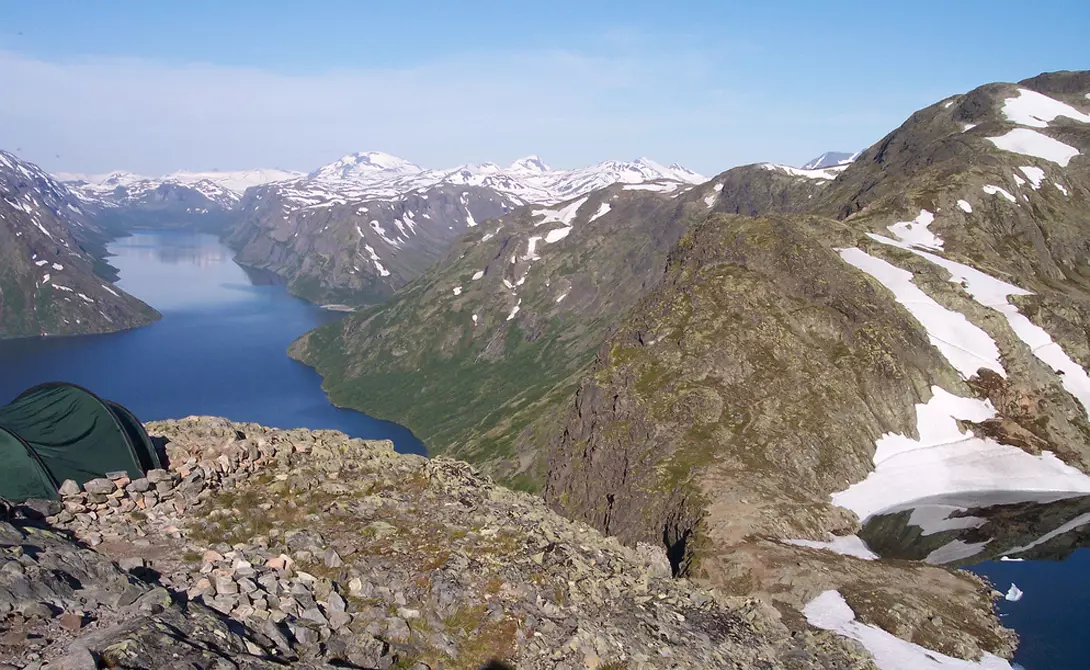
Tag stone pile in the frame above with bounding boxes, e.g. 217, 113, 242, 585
1, 416, 870, 669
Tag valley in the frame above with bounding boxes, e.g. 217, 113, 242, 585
4, 67, 1090, 669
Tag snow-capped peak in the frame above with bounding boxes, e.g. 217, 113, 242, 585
310, 152, 423, 182
801, 151, 859, 170
508, 156, 552, 174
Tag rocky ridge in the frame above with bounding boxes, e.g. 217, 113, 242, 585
0, 417, 879, 669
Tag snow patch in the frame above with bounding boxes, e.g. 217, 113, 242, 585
1018, 166, 1045, 189
452, 286, 462, 296
837, 248, 1004, 379
804, 590, 1013, 669
532, 197, 587, 227
886, 209, 941, 250
869, 234, 1090, 416
982, 184, 1017, 203
523, 236, 542, 261
760, 163, 842, 180
362, 244, 390, 277
506, 298, 521, 321
471, 270, 485, 280
987, 128, 1080, 166
957, 200, 973, 213
962, 123, 977, 132
588, 203, 611, 223
1000, 88, 1090, 128
544, 226, 572, 244
51, 263, 63, 271
831, 385, 1090, 523
101, 284, 119, 297
783, 535, 878, 560
1054, 182, 1069, 196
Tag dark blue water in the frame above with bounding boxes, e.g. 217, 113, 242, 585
862, 494, 1090, 670
0, 230, 425, 455
971, 550, 1090, 670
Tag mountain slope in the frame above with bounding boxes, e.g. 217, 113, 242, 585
0, 151, 160, 338
541, 71, 1090, 654
292, 70, 1090, 660
229, 153, 705, 304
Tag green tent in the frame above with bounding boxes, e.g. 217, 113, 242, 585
0, 382, 161, 501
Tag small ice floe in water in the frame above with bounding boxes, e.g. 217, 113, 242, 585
999, 556, 1025, 562
1004, 583, 1023, 602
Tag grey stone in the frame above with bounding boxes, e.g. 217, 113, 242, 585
82, 478, 116, 495
385, 616, 411, 643
58, 479, 82, 497
127, 478, 151, 493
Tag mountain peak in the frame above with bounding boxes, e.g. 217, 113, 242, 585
508, 155, 552, 174
311, 152, 423, 181
801, 151, 859, 170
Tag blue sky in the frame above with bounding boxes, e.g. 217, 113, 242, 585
1, 1, 1087, 176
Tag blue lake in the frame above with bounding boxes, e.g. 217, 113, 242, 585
0, 230, 426, 455
862, 494, 1090, 670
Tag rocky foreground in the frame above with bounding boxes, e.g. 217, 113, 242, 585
0, 417, 883, 670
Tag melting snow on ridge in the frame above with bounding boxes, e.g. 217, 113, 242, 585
1018, 166, 1045, 189
760, 163, 843, 180
588, 202, 611, 223
886, 209, 941, 250
957, 200, 973, 213
523, 236, 542, 261
782, 535, 878, 560
506, 298, 521, 321
870, 234, 1090, 416
532, 197, 587, 226
987, 128, 1080, 166
832, 385, 1090, 522
544, 227, 572, 244
1000, 88, 1090, 128
704, 183, 724, 208
805, 591, 1013, 669
1055, 182, 1069, 196
837, 248, 1004, 379
982, 185, 1017, 203
362, 244, 390, 277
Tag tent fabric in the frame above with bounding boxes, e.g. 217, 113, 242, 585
0, 382, 158, 501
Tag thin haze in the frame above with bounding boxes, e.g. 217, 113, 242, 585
1, 0, 1087, 177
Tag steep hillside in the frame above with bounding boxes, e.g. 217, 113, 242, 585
228, 183, 523, 305
0, 151, 160, 339
230, 153, 705, 305
289, 183, 713, 480
291, 70, 1090, 661
542, 71, 1090, 652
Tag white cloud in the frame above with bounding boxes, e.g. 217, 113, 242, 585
0, 47, 902, 176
